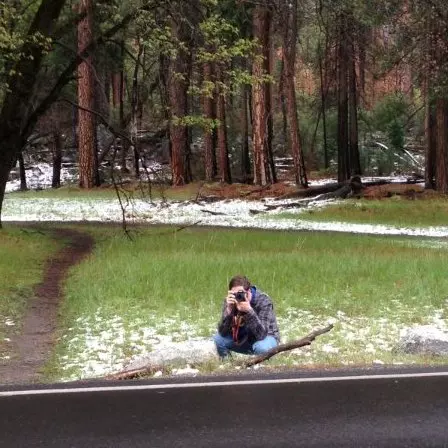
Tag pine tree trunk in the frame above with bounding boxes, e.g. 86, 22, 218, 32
216, 64, 231, 183
266, 25, 276, 184
425, 71, 436, 189
436, 98, 448, 193
252, 5, 271, 186
78, 0, 96, 188
52, 132, 62, 188
348, 37, 361, 175
241, 85, 251, 183
337, 15, 350, 182
319, 48, 329, 170
131, 40, 143, 179
18, 152, 27, 191
202, 62, 216, 181
168, 15, 189, 186
283, 0, 307, 187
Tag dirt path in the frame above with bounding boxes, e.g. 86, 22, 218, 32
0, 228, 94, 385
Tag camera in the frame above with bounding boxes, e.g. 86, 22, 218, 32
234, 291, 246, 302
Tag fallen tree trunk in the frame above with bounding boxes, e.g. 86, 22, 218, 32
275, 175, 423, 201
243, 324, 334, 368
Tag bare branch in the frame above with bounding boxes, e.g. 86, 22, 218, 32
243, 324, 334, 368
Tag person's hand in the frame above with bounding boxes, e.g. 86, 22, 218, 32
235, 294, 252, 313
225, 292, 237, 315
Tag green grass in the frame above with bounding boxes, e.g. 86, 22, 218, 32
45, 225, 448, 380
275, 198, 448, 227
60, 227, 448, 319
0, 227, 58, 338
6, 182, 204, 201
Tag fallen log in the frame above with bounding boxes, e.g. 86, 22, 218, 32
107, 366, 159, 381
275, 176, 394, 201
243, 324, 334, 368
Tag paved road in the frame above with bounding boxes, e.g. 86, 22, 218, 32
1, 369, 448, 447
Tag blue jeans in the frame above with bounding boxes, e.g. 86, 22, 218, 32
213, 333, 278, 358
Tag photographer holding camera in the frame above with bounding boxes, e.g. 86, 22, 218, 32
213, 275, 280, 358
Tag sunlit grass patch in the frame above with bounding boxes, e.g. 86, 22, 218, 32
275, 198, 448, 227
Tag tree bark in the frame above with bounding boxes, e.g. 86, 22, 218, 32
168, 16, 189, 186
52, 132, 63, 188
252, 5, 272, 186
283, 0, 307, 187
436, 98, 448, 193
18, 152, 27, 191
202, 62, 216, 181
348, 35, 361, 176
337, 15, 350, 182
318, 40, 329, 169
241, 85, 251, 183
131, 39, 144, 179
215, 64, 231, 183
77, 0, 97, 188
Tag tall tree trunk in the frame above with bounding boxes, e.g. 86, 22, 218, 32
266, 24, 276, 184
348, 36, 361, 175
131, 39, 144, 179
425, 98, 436, 189
358, 25, 367, 107
252, 5, 272, 186
77, 0, 97, 188
337, 15, 349, 182
241, 85, 251, 183
435, 98, 448, 193
283, 0, 307, 187
318, 41, 329, 169
202, 61, 216, 181
168, 15, 189, 186
52, 132, 62, 188
117, 39, 129, 174
215, 65, 231, 183
18, 152, 27, 191
279, 59, 288, 146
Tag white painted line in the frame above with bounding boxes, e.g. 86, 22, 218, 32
1, 371, 448, 397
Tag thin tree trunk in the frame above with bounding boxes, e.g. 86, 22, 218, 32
78, 0, 97, 188
241, 85, 251, 183
279, 59, 288, 146
168, 19, 188, 186
216, 64, 231, 183
436, 98, 448, 193
18, 152, 27, 191
337, 15, 349, 182
348, 36, 361, 175
266, 23, 276, 184
131, 39, 144, 179
425, 98, 436, 189
202, 61, 216, 181
283, 0, 307, 187
319, 40, 329, 169
52, 132, 62, 188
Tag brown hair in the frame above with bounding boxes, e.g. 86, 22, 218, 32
229, 275, 251, 290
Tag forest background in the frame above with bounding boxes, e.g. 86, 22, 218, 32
1, 0, 447, 223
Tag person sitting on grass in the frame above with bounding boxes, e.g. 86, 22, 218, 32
213, 275, 280, 358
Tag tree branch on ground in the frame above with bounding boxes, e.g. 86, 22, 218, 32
243, 324, 334, 368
